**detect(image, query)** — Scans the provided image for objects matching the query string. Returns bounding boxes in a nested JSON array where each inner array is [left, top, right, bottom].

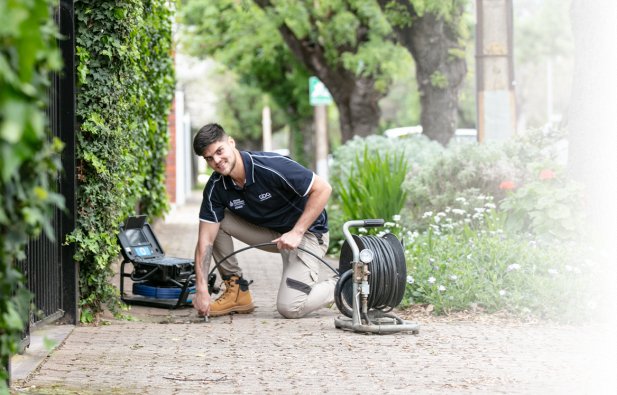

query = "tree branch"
[[253, 0, 329, 76]]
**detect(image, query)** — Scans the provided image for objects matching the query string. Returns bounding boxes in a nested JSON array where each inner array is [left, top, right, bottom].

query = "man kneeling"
[[192, 123, 335, 319]]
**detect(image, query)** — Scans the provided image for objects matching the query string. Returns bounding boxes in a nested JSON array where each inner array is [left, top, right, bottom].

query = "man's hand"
[[273, 174, 330, 251], [193, 289, 212, 317], [273, 228, 304, 250]]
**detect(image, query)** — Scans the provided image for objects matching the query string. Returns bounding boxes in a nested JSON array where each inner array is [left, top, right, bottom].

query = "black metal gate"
[[16, 0, 77, 348]]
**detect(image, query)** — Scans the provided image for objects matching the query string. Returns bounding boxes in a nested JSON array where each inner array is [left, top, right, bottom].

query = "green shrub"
[[400, 204, 594, 322], [330, 134, 443, 185], [500, 166, 585, 240], [402, 128, 575, 236], [403, 142, 519, 229], [338, 147, 409, 221], [328, 134, 441, 254]]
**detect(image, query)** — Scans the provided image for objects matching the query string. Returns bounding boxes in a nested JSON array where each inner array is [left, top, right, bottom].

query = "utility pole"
[[262, 104, 272, 152], [314, 105, 328, 181], [309, 76, 332, 181], [476, 0, 516, 142]]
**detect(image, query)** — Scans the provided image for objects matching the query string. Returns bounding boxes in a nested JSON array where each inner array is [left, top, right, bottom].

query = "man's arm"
[[193, 221, 221, 316], [273, 174, 332, 250]]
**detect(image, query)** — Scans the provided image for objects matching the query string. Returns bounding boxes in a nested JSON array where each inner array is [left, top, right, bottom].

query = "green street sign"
[[309, 76, 333, 106]]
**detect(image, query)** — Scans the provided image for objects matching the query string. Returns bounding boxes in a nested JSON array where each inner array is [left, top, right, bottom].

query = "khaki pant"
[[212, 210, 335, 318]]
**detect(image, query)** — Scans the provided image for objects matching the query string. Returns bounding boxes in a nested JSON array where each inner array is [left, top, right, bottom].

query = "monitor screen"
[[126, 229, 149, 246], [134, 246, 153, 256]]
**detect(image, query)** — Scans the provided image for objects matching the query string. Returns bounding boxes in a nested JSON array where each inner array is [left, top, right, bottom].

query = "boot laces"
[[215, 279, 236, 303]]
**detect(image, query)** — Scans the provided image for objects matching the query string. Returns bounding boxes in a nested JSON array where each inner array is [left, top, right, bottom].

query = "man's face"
[[202, 137, 236, 176]]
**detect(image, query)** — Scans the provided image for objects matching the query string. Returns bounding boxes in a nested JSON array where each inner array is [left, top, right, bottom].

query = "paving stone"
[[12, 192, 617, 394]]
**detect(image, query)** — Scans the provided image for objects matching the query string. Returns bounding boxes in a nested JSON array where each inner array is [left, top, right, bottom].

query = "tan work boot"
[[210, 275, 255, 317]]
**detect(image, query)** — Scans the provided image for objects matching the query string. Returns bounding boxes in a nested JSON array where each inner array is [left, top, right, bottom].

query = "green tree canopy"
[[180, 0, 401, 143], [181, 0, 472, 145]]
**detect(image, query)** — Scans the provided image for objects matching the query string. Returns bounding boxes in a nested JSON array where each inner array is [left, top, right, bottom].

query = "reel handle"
[[362, 219, 385, 228], [342, 219, 385, 262]]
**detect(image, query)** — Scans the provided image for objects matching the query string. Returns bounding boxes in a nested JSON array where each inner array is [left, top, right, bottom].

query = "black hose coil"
[[334, 233, 407, 318]]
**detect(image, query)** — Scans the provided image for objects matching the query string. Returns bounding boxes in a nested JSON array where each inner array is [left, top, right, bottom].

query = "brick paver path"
[[14, 192, 617, 394]]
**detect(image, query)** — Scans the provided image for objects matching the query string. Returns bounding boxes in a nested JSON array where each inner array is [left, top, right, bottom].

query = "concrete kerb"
[[10, 324, 75, 384]]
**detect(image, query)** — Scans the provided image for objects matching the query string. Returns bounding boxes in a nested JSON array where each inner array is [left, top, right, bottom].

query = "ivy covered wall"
[[70, 0, 175, 322]]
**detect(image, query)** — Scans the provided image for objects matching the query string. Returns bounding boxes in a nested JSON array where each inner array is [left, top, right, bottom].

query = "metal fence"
[[16, 0, 77, 351]]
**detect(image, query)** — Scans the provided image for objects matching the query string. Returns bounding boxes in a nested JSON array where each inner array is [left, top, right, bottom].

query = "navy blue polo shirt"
[[199, 151, 328, 235]]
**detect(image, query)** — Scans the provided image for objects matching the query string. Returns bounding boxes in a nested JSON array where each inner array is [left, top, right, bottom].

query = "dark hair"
[[193, 123, 227, 156]]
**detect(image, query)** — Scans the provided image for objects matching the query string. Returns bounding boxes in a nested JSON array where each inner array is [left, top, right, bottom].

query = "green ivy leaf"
[[2, 305, 25, 331]]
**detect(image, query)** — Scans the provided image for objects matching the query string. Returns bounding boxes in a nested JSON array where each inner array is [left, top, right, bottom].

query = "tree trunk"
[[379, 1, 467, 145], [254, 0, 383, 143], [325, 73, 382, 142]]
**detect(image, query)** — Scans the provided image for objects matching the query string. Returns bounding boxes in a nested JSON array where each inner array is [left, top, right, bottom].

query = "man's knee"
[[276, 277, 312, 319], [277, 301, 308, 319]]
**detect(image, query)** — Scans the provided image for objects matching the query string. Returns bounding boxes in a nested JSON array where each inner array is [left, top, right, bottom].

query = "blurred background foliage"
[[178, 0, 573, 151]]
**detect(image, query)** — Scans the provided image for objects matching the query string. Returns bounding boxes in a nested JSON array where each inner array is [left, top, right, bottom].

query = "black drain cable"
[[207, 242, 339, 278], [334, 234, 407, 318], [204, 237, 406, 319], [362, 235, 405, 311]]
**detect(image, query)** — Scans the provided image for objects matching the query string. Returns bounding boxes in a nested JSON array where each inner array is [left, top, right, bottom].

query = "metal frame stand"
[[334, 220, 420, 334]]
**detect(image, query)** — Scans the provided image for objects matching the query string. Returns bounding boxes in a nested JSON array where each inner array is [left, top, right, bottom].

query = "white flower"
[[406, 275, 414, 285], [438, 285, 446, 292], [393, 214, 401, 222], [485, 202, 496, 209], [384, 222, 395, 227], [450, 275, 458, 281], [548, 269, 558, 276], [358, 227, 367, 234], [422, 211, 433, 219], [507, 263, 521, 272], [434, 215, 441, 224], [455, 197, 467, 203], [499, 289, 507, 297], [451, 208, 466, 216], [428, 276, 436, 284], [466, 254, 472, 260]]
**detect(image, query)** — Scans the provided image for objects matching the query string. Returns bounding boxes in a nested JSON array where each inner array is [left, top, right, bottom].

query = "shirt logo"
[[229, 198, 246, 209], [258, 192, 272, 202]]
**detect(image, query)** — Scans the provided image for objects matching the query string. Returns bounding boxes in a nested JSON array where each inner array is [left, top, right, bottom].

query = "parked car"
[[384, 125, 477, 144]]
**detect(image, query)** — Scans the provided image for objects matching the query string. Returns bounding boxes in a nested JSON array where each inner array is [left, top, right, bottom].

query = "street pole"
[[308, 76, 332, 181], [314, 105, 328, 182], [262, 105, 272, 152], [476, 0, 516, 142]]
